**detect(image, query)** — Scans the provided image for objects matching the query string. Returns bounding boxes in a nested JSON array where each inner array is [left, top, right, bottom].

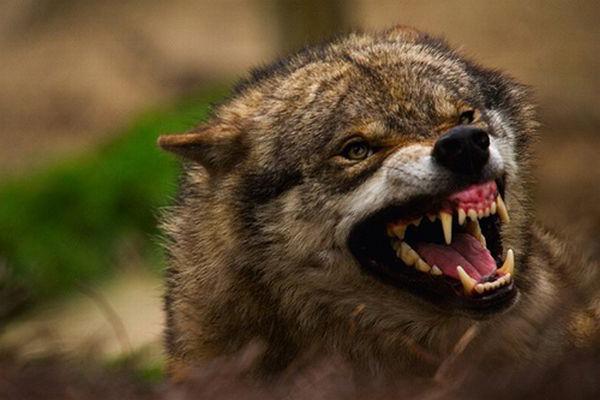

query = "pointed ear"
[[157, 124, 245, 173]]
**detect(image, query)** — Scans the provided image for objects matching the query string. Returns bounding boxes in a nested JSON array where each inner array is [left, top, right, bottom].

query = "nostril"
[[472, 130, 490, 150], [439, 137, 463, 157]]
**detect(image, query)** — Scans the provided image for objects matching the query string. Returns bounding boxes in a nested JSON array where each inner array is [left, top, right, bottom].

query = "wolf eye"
[[458, 109, 475, 125], [341, 140, 373, 161]]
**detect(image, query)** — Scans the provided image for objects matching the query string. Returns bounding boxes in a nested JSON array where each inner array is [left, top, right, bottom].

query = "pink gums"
[[443, 181, 498, 213]]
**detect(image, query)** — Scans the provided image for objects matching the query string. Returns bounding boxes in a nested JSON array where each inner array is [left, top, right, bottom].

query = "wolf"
[[158, 26, 599, 382]]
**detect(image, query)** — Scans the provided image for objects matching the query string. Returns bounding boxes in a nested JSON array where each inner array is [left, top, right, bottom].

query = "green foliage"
[[0, 87, 228, 316]]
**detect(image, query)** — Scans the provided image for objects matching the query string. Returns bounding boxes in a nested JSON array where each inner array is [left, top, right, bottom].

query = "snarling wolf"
[[158, 27, 599, 380]]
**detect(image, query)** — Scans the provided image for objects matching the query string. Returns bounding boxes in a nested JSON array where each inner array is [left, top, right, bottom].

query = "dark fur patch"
[[234, 166, 304, 233], [238, 168, 303, 206]]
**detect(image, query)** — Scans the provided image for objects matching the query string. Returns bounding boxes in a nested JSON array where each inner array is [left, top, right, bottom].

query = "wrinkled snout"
[[432, 126, 490, 176]]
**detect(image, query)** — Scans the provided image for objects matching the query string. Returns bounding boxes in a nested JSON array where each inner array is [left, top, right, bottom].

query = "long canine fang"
[[498, 249, 515, 276], [440, 211, 453, 245], [456, 266, 477, 294], [496, 195, 510, 224]]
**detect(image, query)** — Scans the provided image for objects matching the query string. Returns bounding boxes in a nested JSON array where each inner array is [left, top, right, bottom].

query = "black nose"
[[432, 126, 490, 175]]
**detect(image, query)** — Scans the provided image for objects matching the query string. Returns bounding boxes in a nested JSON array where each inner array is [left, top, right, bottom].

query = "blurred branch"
[[76, 282, 132, 355]]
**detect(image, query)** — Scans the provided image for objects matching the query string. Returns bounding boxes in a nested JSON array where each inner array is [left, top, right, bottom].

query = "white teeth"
[[439, 211, 453, 245], [387, 194, 511, 281], [399, 242, 418, 266], [498, 273, 512, 284], [474, 273, 512, 294], [466, 219, 486, 247], [467, 209, 478, 221], [458, 208, 467, 225], [456, 266, 477, 295], [497, 249, 515, 276], [397, 242, 432, 274], [415, 258, 431, 273], [496, 195, 510, 224], [408, 248, 420, 264]]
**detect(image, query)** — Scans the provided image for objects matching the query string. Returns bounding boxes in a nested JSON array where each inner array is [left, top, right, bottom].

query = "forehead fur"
[[233, 27, 462, 96], [206, 26, 529, 159]]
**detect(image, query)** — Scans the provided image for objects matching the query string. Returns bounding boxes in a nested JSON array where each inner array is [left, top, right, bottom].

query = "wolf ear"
[[157, 124, 244, 173]]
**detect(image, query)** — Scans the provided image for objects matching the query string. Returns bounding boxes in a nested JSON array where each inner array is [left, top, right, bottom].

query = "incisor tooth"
[[412, 217, 422, 227], [467, 209, 478, 221], [477, 210, 484, 219], [440, 211, 453, 245], [427, 213, 437, 222], [484, 207, 490, 217], [431, 265, 443, 276], [496, 195, 510, 223], [498, 249, 514, 276], [456, 266, 477, 294], [475, 284, 485, 294], [458, 208, 467, 225], [415, 258, 431, 273], [490, 201, 497, 215], [496, 274, 510, 285]]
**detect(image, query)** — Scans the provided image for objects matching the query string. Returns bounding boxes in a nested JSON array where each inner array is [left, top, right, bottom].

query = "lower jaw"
[[361, 256, 519, 317]]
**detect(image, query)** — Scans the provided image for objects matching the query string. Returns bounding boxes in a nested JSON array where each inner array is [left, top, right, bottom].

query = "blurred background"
[[0, 0, 598, 397]]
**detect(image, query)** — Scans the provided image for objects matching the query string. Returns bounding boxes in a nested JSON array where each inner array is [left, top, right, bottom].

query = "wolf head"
[[159, 27, 541, 376]]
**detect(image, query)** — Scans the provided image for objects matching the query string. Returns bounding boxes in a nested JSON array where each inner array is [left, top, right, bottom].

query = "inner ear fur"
[[157, 124, 245, 173]]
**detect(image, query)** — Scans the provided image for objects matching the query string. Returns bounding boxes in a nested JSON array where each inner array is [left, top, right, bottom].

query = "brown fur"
[[158, 27, 600, 381]]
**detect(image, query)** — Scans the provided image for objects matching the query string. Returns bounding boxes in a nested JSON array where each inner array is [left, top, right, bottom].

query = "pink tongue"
[[414, 233, 496, 281]]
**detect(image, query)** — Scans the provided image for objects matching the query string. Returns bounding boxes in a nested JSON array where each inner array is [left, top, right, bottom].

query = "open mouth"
[[349, 178, 518, 314]]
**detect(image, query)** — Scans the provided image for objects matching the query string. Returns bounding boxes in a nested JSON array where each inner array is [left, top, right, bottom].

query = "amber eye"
[[341, 139, 373, 161], [458, 109, 475, 125]]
